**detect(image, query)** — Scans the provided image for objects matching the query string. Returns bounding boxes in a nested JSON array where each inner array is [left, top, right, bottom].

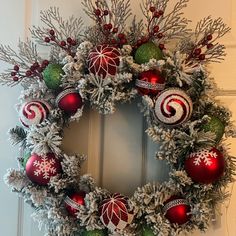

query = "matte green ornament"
[[141, 226, 155, 236], [202, 116, 225, 143], [82, 229, 108, 236], [20, 151, 31, 169], [134, 42, 163, 65], [43, 64, 64, 90]]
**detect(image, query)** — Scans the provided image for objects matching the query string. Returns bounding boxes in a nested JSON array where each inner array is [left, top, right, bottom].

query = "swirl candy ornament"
[[19, 100, 51, 127], [154, 88, 193, 126]]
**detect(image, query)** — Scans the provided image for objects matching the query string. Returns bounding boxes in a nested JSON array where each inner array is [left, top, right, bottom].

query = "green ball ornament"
[[134, 42, 163, 64], [20, 151, 31, 169], [43, 64, 64, 90], [82, 229, 108, 236], [202, 116, 225, 143], [141, 226, 155, 236]]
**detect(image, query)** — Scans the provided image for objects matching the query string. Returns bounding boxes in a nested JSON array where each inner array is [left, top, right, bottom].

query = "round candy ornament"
[[56, 88, 83, 114], [185, 147, 225, 184], [19, 100, 51, 127], [82, 229, 108, 236], [163, 196, 191, 225], [25, 153, 62, 185], [135, 70, 165, 96], [64, 191, 86, 217], [201, 116, 225, 143], [154, 88, 193, 126], [134, 41, 163, 65], [99, 193, 134, 231], [43, 63, 64, 90], [88, 44, 120, 78]]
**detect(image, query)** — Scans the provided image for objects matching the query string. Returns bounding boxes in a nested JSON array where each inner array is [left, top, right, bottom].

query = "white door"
[[1, 0, 236, 236]]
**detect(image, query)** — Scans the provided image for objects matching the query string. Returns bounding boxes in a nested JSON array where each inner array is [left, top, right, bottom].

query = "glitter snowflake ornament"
[[25, 153, 62, 185], [88, 45, 120, 79], [99, 193, 134, 231], [185, 147, 225, 184]]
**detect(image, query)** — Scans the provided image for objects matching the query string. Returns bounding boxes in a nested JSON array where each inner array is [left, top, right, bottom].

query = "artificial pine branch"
[[8, 125, 27, 146]]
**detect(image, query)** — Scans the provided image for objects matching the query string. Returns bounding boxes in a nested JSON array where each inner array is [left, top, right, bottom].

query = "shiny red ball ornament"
[[185, 147, 225, 184], [56, 88, 83, 114], [25, 153, 62, 185], [99, 193, 134, 231], [135, 70, 165, 96], [88, 45, 120, 78], [163, 196, 191, 225], [64, 191, 86, 217]]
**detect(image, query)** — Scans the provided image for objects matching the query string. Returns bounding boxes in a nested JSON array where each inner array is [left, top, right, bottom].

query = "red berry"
[[141, 36, 148, 43], [50, 36, 55, 41], [194, 48, 201, 56], [118, 33, 125, 39], [111, 39, 117, 44], [71, 40, 77, 46], [149, 6, 156, 12], [103, 24, 109, 30], [159, 43, 165, 50], [11, 72, 16, 76], [30, 65, 36, 71], [67, 37, 73, 44], [107, 23, 113, 30], [33, 62, 39, 68], [14, 65, 19, 71], [60, 41, 66, 47], [157, 33, 163, 38], [207, 43, 214, 49], [25, 70, 32, 77], [154, 11, 160, 18], [206, 34, 213, 41], [199, 54, 206, 60], [94, 9, 101, 16], [158, 10, 164, 16], [13, 76, 19, 81], [103, 10, 109, 15], [44, 37, 50, 43], [120, 38, 127, 45], [137, 39, 142, 46], [49, 29, 55, 35], [37, 67, 43, 73], [42, 60, 49, 67], [153, 25, 159, 33], [112, 28, 118, 33]]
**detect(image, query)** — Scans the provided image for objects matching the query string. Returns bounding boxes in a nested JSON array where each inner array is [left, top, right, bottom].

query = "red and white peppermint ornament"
[[185, 147, 225, 184], [99, 193, 133, 231], [25, 153, 62, 185], [19, 100, 50, 127], [154, 88, 193, 126], [88, 45, 120, 78]]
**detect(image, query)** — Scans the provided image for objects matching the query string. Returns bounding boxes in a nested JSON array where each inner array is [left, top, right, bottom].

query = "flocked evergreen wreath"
[[1, 0, 236, 235]]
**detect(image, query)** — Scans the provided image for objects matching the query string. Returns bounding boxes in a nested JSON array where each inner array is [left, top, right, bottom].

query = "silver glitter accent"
[[64, 196, 81, 210], [163, 198, 188, 214], [55, 88, 79, 106], [135, 79, 165, 90]]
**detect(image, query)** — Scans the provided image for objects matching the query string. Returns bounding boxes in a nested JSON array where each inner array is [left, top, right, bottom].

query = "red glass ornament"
[[99, 193, 133, 231], [135, 70, 165, 96], [88, 45, 120, 78], [64, 191, 86, 217], [163, 196, 191, 225], [185, 147, 225, 184], [56, 88, 83, 114], [25, 153, 62, 185]]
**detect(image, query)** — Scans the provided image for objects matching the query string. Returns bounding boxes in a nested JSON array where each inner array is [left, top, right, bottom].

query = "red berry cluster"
[[11, 60, 49, 82], [44, 29, 77, 55]]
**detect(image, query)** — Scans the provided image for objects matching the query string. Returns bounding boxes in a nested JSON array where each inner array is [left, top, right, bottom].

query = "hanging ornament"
[[56, 88, 83, 114], [64, 191, 86, 217], [135, 70, 165, 96], [25, 153, 62, 185], [134, 42, 163, 65], [154, 88, 193, 126], [19, 100, 51, 127], [99, 193, 134, 231], [201, 116, 225, 143], [185, 147, 225, 184], [141, 226, 155, 236], [163, 196, 191, 225], [88, 44, 120, 78], [20, 150, 31, 169], [43, 63, 64, 90], [82, 229, 108, 236]]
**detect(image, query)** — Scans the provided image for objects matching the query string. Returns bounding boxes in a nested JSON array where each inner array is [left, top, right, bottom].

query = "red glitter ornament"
[[99, 193, 133, 231], [185, 147, 225, 184], [64, 191, 86, 217], [56, 88, 83, 114], [25, 153, 62, 186], [163, 196, 191, 225], [88, 45, 120, 78], [135, 70, 165, 96]]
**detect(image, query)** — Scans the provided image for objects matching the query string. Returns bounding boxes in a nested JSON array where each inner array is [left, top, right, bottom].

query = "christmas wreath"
[[1, 0, 236, 235]]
